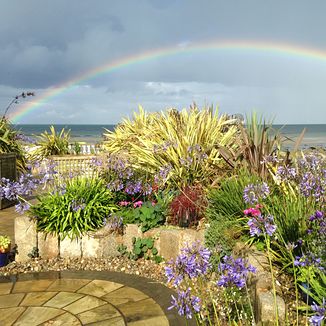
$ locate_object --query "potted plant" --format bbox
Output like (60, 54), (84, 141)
(0, 235), (11, 267)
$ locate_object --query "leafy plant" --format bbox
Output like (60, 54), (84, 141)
(118, 200), (166, 232)
(206, 168), (260, 222)
(218, 113), (285, 180)
(0, 118), (27, 172)
(118, 237), (163, 263)
(28, 247), (39, 259)
(30, 177), (118, 239)
(103, 105), (239, 188)
(0, 235), (11, 253)
(31, 125), (71, 159)
(169, 185), (207, 227)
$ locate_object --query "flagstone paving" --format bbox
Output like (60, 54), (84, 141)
(0, 271), (190, 326)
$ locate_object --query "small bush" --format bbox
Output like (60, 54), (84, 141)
(169, 185), (207, 227)
(31, 126), (70, 159)
(30, 177), (118, 239)
(118, 200), (166, 232)
(206, 168), (260, 222)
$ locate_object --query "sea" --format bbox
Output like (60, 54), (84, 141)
(14, 124), (326, 149)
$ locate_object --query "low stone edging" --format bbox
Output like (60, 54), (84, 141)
(14, 215), (205, 262)
(237, 244), (286, 326)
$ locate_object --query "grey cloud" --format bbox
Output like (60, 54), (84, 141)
(0, 0), (325, 123)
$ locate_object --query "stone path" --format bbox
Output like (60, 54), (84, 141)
(0, 271), (190, 326)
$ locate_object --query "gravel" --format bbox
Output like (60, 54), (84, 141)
(0, 256), (167, 283)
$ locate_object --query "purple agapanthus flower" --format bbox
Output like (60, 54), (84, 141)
(217, 255), (256, 289)
(168, 288), (201, 319)
(71, 199), (86, 212)
(243, 182), (270, 205)
(165, 242), (211, 286)
(247, 214), (277, 237)
(294, 253), (323, 270)
(309, 299), (325, 326)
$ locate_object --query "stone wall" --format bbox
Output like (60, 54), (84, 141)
(14, 216), (204, 262)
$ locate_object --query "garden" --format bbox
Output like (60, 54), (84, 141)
(0, 105), (325, 325)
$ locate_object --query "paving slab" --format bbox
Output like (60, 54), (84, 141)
(0, 271), (193, 326)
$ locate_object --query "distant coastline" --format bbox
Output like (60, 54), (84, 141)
(15, 123), (326, 148)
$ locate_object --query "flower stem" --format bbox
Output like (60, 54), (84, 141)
(265, 234), (279, 326)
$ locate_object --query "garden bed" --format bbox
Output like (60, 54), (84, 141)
(14, 215), (205, 262)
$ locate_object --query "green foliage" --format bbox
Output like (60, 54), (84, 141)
(118, 200), (166, 232)
(0, 118), (27, 172)
(298, 267), (326, 305)
(206, 168), (260, 221)
(31, 125), (70, 159)
(73, 142), (82, 155)
(103, 105), (239, 188)
(28, 247), (39, 259)
(205, 218), (241, 255)
(118, 237), (163, 263)
(30, 177), (118, 239)
(265, 191), (312, 246)
(0, 235), (11, 253)
(218, 112), (284, 180)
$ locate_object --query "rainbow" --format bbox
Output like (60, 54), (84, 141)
(9, 39), (326, 122)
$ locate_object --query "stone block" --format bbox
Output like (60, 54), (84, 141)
(82, 234), (123, 258)
(123, 224), (143, 251)
(256, 291), (286, 325)
(38, 232), (59, 259)
(14, 215), (37, 262)
(59, 237), (82, 258)
(159, 229), (180, 261)
(143, 228), (161, 253)
(180, 229), (205, 249)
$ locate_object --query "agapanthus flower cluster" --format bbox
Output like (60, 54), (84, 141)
(168, 288), (201, 319)
(71, 199), (86, 212)
(0, 174), (40, 213)
(275, 165), (297, 182)
(217, 255), (256, 289)
(309, 299), (325, 326)
(165, 242), (211, 286)
(103, 214), (124, 233)
(297, 154), (326, 202)
(243, 182), (270, 204)
(14, 133), (37, 144)
(308, 210), (325, 236)
(153, 140), (178, 153)
(179, 144), (208, 168)
(294, 253), (323, 270)
(244, 207), (277, 237)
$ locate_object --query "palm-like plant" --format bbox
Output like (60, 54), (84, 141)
(103, 105), (239, 188)
(31, 126), (70, 159)
(217, 113), (285, 179)
(0, 117), (27, 172)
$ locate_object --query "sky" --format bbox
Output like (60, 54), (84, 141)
(1, 0), (326, 124)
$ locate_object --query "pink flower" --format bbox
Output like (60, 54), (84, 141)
(133, 200), (143, 208)
(151, 201), (157, 206)
(119, 201), (130, 206)
(244, 207), (261, 217)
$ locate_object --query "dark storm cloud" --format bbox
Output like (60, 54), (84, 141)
(0, 0), (326, 123)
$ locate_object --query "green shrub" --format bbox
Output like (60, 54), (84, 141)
(103, 106), (239, 188)
(118, 237), (163, 263)
(118, 200), (166, 232)
(0, 118), (27, 172)
(205, 218), (241, 255)
(31, 125), (70, 159)
(264, 190), (312, 246)
(206, 168), (260, 221)
(30, 177), (118, 239)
